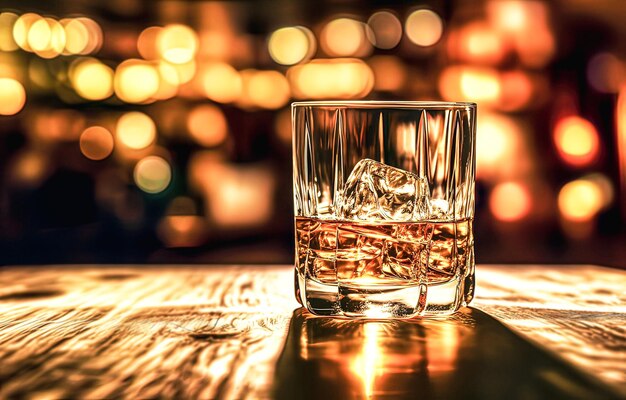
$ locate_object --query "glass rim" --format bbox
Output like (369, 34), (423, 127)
(291, 100), (476, 109)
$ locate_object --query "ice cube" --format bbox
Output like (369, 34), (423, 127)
(338, 159), (431, 221)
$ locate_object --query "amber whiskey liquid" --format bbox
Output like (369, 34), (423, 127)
(295, 216), (474, 317)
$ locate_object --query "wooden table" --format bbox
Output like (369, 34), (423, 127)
(0, 265), (624, 399)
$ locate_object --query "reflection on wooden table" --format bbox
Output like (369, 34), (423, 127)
(274, 308), (618, 399)
(0, 265), (623, 399)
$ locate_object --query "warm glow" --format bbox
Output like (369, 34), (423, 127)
(367, 11), (402, 50)
(60, 17), (101, 55)
(587, 53), (624, 94)
(0, 13), (19, 51)
(558, 179), (603, 222)
(554, 116), (600, 167)
(157, 24), (198, 64)
(186, 105), (228, 147)
(460, 69), (500, 102)
(114, 59), (160, 103)
(618, 85), (626, 217)
(369, 55), (407, 92)
(80, 126), (114, 160)
(243, 70), (291, 109)
(191, 160), (274, 228)
(134, 156), (171, 194)
(77, 18), (102, 54)
(152, 62), (179, 100)
(349, 323), (381, 399)
(490, 182), (532, 222)
(405, 9), (443, 47)
(117, 112), (156, 150)
(158, 215), (207, 248)
(168, 60), (196, 84)
(515, 28), (554, 68)
(71, 59), (114, 101)
(475, 113), (523, 180)
(0, 78), (26, 116)
(61, 18), (88, 54)
(499, 70), (533, 111)
(288, 58), (374, 99)
(31, 109), (85, 141)
(490, 2), (525, 32)
(321, 18), (366, 57)
(439, 66), (501, 105)
(201, 62), (242, 104)
(137, 26), (162, 60)
(13, 13), (41, 52)
(274, 109), (292, 144)
(268, 26), (315, 66)
(451, 23), (505, 65)
(11, 150), (47, 186)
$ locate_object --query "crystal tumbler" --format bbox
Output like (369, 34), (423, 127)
(293, 101), (476, 317)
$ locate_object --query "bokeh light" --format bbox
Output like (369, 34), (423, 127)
(274, 108), (292, 144)
(158, 215), (207, 248)
(114, 59), (160, 103)
(71, 58), (114, 101)
(0, 78), (26, 116)
(168, 60), (196, 85)
(28, 17), (65, 58)
(369, 55), (407, 92)
(439, 66), (501, 105)
(80, 126), (114, 160)
(476, 113), (524, 180)
(268, 26), (315, 66)
(12, 13), (41, 52)
(558, 179), (603, 222)
(31, 109), (85, 141)
(553, 116), (600, 167)
(405, 9), (443, 47)
(499, 70), (534, 111)
(156, 24), (198, 64)
(449, 23), (506, 65)
(489, 182), (532, 222)
(201, 62), (242, 104)
(239, 70), (291, 109)
(117, 111), (156, 150)
(10, 150), (48, 187)
(288, 58), (374, 99)
(0, 12), (19, 51)
(151, 61), (179, 100)
(367, 11), (402, 50)
(321, 18), (367, 57)
(587, 53), (624, 94)
(137, 26), (162, 60)
(134, 156), (171, 194)
(186, 105), (228, 147)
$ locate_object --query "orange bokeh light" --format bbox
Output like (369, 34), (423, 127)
(321, 18), (368, 57)
(186, 105), (228, 147)
(0, 78), (26, 115)
(369, 55), (407, 92)
(288, 58), (374, 99)
(201, 62), (242, 104)
(558, 179), (603, 222)
(553, 116), (600, 167)
(405, 9), (443, 47)
(489, 182), (532, 222)
(80, 126), (114, 160)
(450, 23), (506, 65)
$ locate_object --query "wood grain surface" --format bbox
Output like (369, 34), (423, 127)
(0, 265), (624, 399)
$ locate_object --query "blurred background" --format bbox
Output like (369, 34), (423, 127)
(0, 0), (624, 267)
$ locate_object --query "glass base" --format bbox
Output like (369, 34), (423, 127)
(339, 283), (426, 318)
(296, 269), (473, 318)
